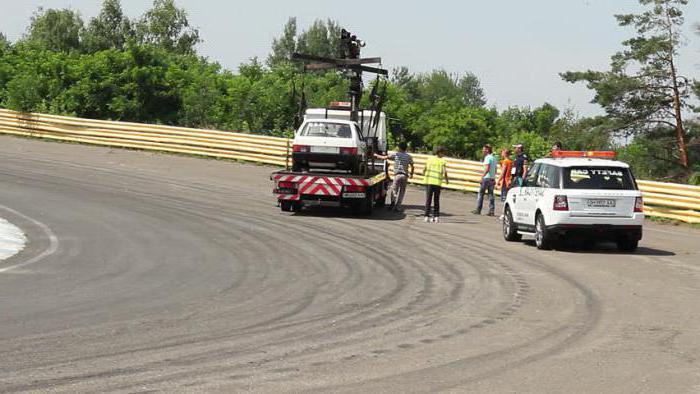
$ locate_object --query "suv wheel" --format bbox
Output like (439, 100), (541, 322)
(535, 213), (552, 250)
(503, 207), (521, 242)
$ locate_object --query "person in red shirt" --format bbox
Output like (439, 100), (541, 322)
(497, 148), (512, 203)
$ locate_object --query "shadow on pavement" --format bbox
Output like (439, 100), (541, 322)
(286, 205), (406, 221)
(523, 240), (676, 256)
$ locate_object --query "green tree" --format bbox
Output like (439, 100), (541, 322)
(136, 0), (200, 54)
(296, 19), (342, 59)
(24, 7), (84, 52)
(0, 32), (9, 50)
(458, 72), (486, 107)
(267, 17), (298, 66)
(561, 0), (694, 173)
(5, 73), (46, 112)
(695, 23), (700, 108)
(548, 111), (613, 151)
(268, 18), (342, 66)
(82, 0), (133, 52)
(412, 103), (496, 156)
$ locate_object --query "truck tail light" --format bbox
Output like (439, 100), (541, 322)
(278, 181), (296, 189)
(344, 185), (365, 193)
(634, 197), (644, 213)
(293, 145), (310, 153)
(339, 147), (358, 155)
(553, 195), (569, 211)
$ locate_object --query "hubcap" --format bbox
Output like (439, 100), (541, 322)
(535, 218), (543, 245)
(503, 212), (510, 236)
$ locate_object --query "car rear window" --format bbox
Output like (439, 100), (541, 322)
(300, 122), (352, 138)
(563, 167), (636, 190)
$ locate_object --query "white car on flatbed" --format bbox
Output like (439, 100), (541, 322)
(291, 105), (387, 174)
(502, 151), (644, 252)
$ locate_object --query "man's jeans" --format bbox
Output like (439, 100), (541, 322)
(390, 173), (408, 207)
(476, 178), (495, 214)
(425, 185), (442, 217)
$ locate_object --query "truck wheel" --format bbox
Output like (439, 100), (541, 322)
(616, 237), (638, 253)
(375, 188), (386, 207)
(363, 190), (374, 215)
(503, 207), (521, 242)
(280, 201), (292, 212)
(535, 213), (552, 250)
(292, 201), (302, 212)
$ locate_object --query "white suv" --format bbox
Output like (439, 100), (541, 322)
(502, 153), (644, 252)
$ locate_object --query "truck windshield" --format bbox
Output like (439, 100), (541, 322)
(301, 122), (352, 138)
(563, 167), (636, 190)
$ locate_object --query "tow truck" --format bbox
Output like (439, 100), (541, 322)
(272, 104), (390, 214)
(271, 28), (392, 214)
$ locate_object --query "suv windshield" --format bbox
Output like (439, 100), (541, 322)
(563, 166), (636, 190)
(300, 122), (353, 138)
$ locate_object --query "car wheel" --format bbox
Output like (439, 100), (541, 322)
(503, 206), (521, 242)
(535, 213), (552, 250)
(616, 237), (638, 253)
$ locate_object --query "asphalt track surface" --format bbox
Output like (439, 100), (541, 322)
(1, 135), (699, 393)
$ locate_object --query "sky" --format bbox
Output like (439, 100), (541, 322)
(1, 0), (699, 117)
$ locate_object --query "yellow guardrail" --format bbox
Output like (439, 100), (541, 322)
(1, 108), (698, 223)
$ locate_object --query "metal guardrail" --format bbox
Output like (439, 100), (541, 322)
(1, 108), (698, 223)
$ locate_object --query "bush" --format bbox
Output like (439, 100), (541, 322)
(688, 172), (700, 186)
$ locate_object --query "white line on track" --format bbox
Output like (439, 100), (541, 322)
(0, 204), (58, 273)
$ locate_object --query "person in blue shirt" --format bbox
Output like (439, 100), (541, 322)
(472, 144), (497, 216)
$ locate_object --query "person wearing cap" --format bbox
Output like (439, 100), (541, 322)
(374, 141), (414, 211)
(511, 144), (528, 188)
(423, 146), (449, 223)
(472, 144), (497, 216)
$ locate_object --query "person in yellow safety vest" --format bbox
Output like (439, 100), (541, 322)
(423, 146), (449, 223)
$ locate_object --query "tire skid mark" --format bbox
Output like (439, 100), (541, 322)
(0, 187), (422, 390)
(0, 155), (599, 393)
(1, 179), (508, 390)
(318, 228), (601, 392)
(102, 215), (520, 392)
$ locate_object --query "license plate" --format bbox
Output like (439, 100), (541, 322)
(275, 188), (297, 194)
(342, 192), (365, 198)
(310, 146), (339, 153)
(587, 199), (616, 208)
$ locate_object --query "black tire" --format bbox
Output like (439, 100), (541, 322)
(363, 189), (374, 215)
(535, 213), (552, 250)
(375, 187), (386, 208)
(280, 201), (292, 212)
(503, 206), (522, 242)
(617, 237), (638, 252)
(291, 201), (302, 212)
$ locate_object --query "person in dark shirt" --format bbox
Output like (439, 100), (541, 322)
(511, 144), (528, 187)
